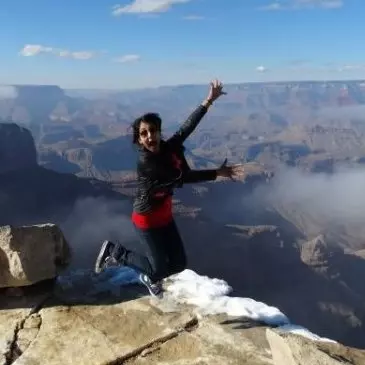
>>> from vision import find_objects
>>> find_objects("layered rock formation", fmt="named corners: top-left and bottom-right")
top-left (169, 217), bottom-right (365, 349)
top-left (0, 123), bottom-right (129, 226)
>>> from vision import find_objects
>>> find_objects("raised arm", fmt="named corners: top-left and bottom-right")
top-left (167, 104), bottom-right (209, 146)
top-left (136, 156), bottom-right (244, 212)
top-left (183, 169), bottom-right (217, 183)
top-left (182, 159), bottom-right (245, 184)
top-left (167, 79), bottom-right (226, 146)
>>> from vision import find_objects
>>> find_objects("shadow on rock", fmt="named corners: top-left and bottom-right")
top-left (0, 267), bottom-right (148, 311)
top-left (53, 267), bottom-right (146, 306)
top-left (220, 317), bottom-right (268, 330)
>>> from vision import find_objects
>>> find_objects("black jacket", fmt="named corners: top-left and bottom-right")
top-left (133, 104), bottom-right (217, 214)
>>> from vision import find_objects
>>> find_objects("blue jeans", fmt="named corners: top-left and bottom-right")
top-left (113, 219), bottom-right (187, 283)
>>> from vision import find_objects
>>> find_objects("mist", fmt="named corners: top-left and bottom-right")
top-left (196, 164), bottom-right (365, 250)
top-left (249, 165), bottom-right (365, 247)
top-left (316, 104), bottom-right (365, 120)
top-left (261, 166), bottom-right (365, 220)
top-left (56, 164), bottom-right (365, 272)
top-left (59, 196), bottom-right (136, 271)
top-left (0, 86), bottom-right (18, 99)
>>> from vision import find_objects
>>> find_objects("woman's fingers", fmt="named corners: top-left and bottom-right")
top-left (230, 165), bottom-right (245, 179)
top-left (232, 164), bottom-right (245, 172)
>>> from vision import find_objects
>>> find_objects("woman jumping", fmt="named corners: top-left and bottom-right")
top-left (94, 79), bottom-right (244, 297)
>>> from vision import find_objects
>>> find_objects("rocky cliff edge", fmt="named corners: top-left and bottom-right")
top-left (1, 263), bottom-right (365, 365)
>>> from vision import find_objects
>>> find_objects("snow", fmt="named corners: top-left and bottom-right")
top-left (56, 267), bottom-right (336, 343)
top-left (164, 269), bottom-right (336, 343)
top-left (164, 269), bottom-right (289, 326)
top-left (279, 324), bottom-right (336, 343)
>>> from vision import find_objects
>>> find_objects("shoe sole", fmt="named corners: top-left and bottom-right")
top-left (94, 240), bottom-right (114, 274)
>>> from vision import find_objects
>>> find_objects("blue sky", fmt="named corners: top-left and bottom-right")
top-left (0, 0), bottom-right (364, 89)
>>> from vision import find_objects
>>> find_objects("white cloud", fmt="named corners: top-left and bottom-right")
top-left (19, 44), bottom-right (96, 60)
top-left (19, 44), bottom-right (53, 57)
top-left (57, 50), bottom-right (71, 58)
top-left (259, 0), bottom-right (343, 11)
top-left (182, 14), bottom-right (205, 20)
top-left (113, 54), bottom-right (141, 63)
top-left (67, 51), bottom-right (95, 60)
top-left (259, 2), bottom-right (283, 11)
top-left (112, 0), bottom-right (192, 15)
top-left (256, 65), bottom-right (268, 73)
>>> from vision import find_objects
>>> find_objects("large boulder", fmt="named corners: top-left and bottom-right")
top-left (0, 224), bottom-right (71, 288)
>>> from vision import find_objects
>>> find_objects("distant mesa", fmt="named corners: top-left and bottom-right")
top-left (0, 122), bottom-right (128, 226)
top-left (0, 122), bottom-right (37, 173)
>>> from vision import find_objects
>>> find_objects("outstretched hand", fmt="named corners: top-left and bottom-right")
top-left (217, 158), bottom-right (245, 181)
top-left (205, 79), bottom-right (226, 103)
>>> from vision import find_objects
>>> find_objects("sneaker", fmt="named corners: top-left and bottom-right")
top-left (111, 243), bottom-right (128, 263)
top-left (94, 240), bottom-right (115, 273)
top-left (138, 273), bottom-right (163, 298)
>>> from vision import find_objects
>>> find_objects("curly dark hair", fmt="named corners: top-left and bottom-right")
top-left (131, 112), bottom-right (162, 145)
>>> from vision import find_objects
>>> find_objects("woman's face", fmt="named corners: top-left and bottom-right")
top-left (138, 121), bottom-right (161, 153)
